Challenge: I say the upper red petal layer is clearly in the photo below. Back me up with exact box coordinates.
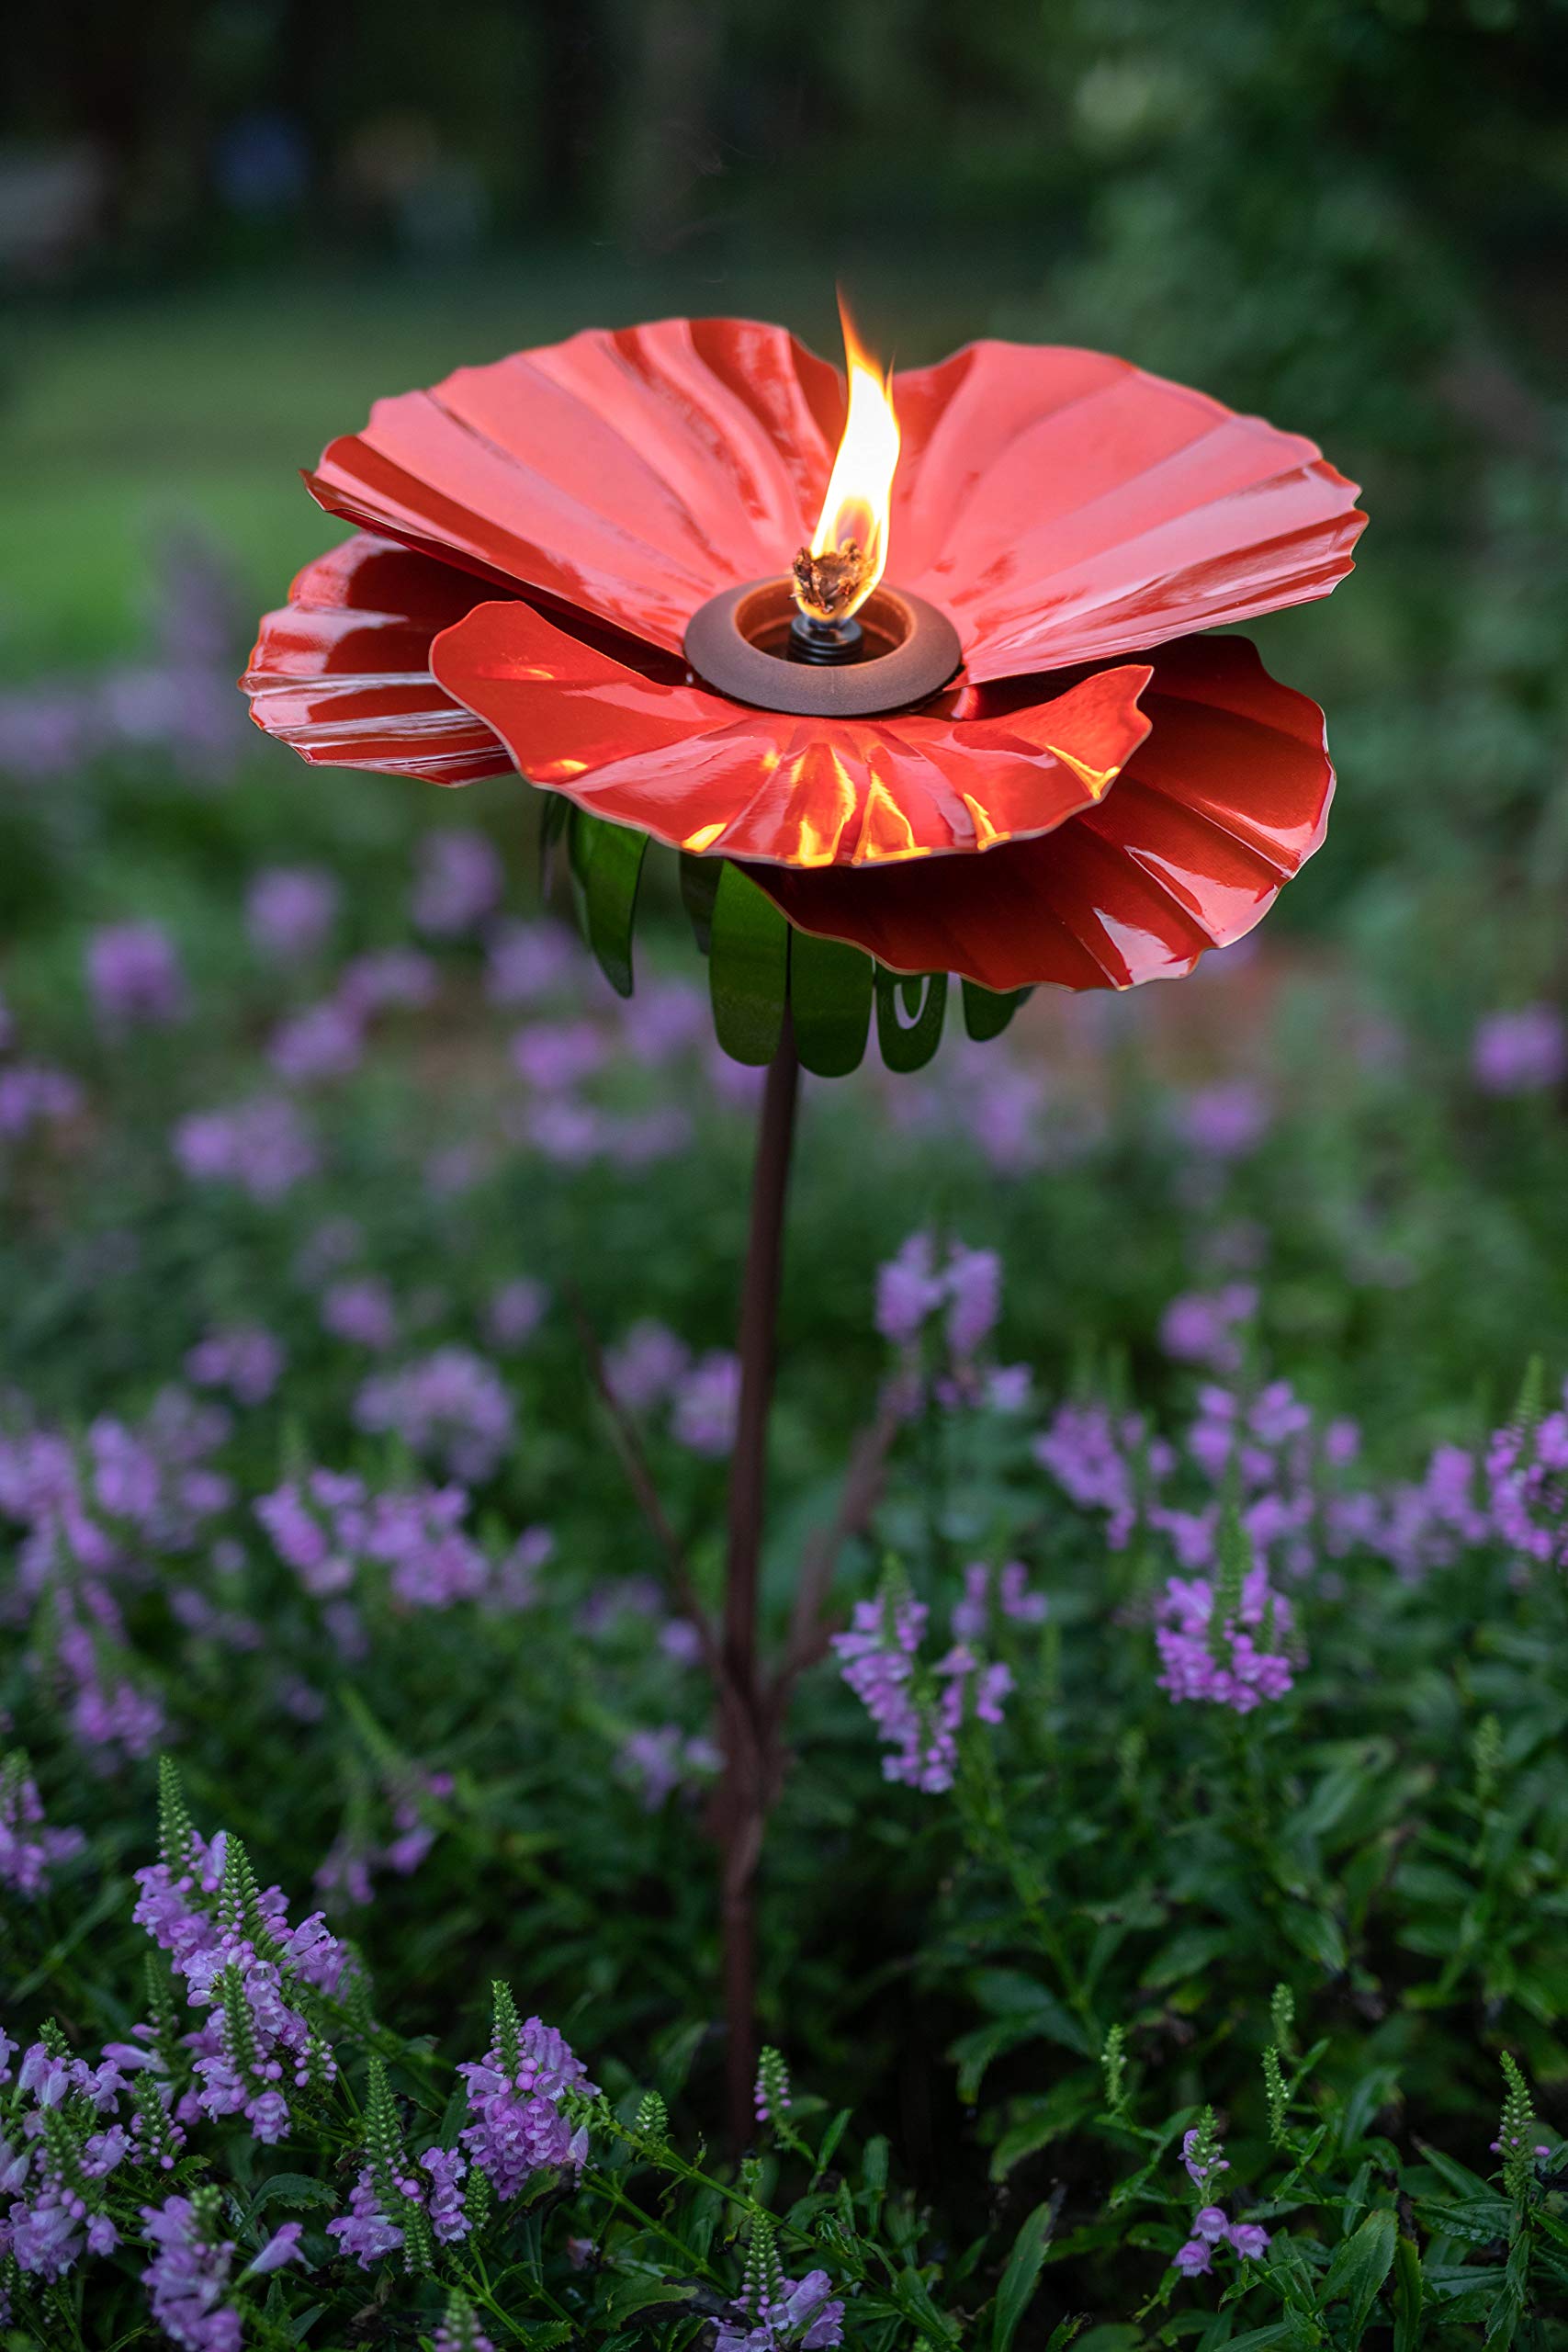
[748,635,1333,989]
[305,320,840,658]
[891,342,1364,682]
[241,535,513,786]
[299,322,1362,685]
[430,597,1153,867]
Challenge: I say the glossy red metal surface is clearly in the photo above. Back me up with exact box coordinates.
[890,345,1363,682]
[301,322,1364,684]
[748,637,1334,990]
[429,595,1153,866]
[304,322,840,659]
[243,536,512,787]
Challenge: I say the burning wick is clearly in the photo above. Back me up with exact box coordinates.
[792,541,871,626]
[790,298,900,665]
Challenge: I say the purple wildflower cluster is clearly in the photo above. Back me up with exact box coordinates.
[1159,1283,1258,1375]
[132,1812,348,2144]
[327,2140,472,2268]
[951,1559,1048,1642]
[321,1273,400,1351]
[489,929,706,1169]
[1035,1343,1568,1604]
[0,1060,83,1145]
[671,1351,742,1457]
[434,2294,497,2352]
[141,2192,301,2350]
[0,1815,301,2325]
[0,1392,236,1762]
[0,2031,138,2280]
[338,945,438,1015]
[86,922,187,1034]
[603,1318,743,1459]
[1472,1003,1566,1095]
[893,1043,1062,1175]
[604,1319,694,1412]
[269,997,365,1084]
[246,865,339,962]
[1155,1562,1295,1713]
[0,1757,85,1895]
[876,1232,999,1353]
[713,2270,845,2352]
[753,2047,792,2126]
[174,1094,318,1202]
[487,917,590,1007]
[316,1766,456,1908]
[262,944,438,1091]
[354,1346,514,1481]
[262,931,443,1091]
[832,1575,1017,1794]
[185,1325,286,1407]
[577,1570,704,1667]
[616,1724,722,1810]
[1172,2122,1270,2276]
[257,1468,535,1613]
[485,1274,548,1350]
[457,2000,594,2201]
[1486,1403,1568,1573]
[513,1017,608,1091]
[1172,1080,1271,1162]
[412,827,504,936]
[874,1231,1029,1414]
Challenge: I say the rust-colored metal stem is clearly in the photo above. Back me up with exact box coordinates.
[718,1012,800,2153]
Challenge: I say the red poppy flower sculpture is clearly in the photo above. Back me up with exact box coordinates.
[243,313,1365,1073]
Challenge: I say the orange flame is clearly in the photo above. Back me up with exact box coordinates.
[804,297,900,621]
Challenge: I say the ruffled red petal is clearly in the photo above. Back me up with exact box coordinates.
[430,597,1154,867]
[241,535,513,786]
[299,323,1362,686]
[748,636,1333,989]
[305,320,839,657]
[892,343,1365,682]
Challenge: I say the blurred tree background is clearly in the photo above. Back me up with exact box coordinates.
[3,0,1567,1015]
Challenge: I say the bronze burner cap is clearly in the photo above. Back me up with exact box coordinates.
[683,578,962,718]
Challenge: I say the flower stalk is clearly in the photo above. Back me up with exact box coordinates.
[717,1013,801,2151]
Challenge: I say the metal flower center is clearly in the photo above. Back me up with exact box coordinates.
[682,579,962,718]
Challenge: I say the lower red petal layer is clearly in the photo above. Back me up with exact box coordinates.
[430,597,1153,867]
[241,536,514,787]
[748,635,1332,989]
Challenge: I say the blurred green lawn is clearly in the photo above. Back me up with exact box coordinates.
[1,251,1051,681]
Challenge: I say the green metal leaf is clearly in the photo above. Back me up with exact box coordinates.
[680,851,722,956]
[876,967,948,1072]
[790,931,873,1077]
[963,978,1031,1042]
[578,813,648,999]
[567,802,594,885]
[710,864,789,1065]
[537,786,573,893]
[564,806,593,947]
